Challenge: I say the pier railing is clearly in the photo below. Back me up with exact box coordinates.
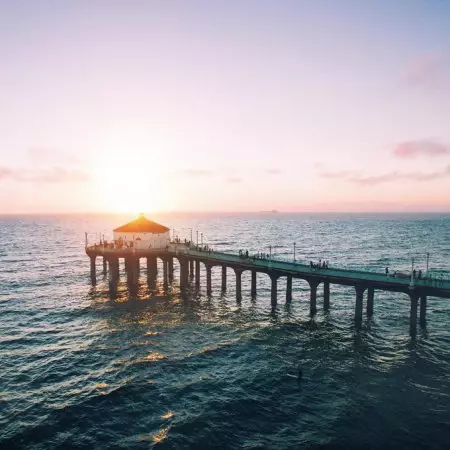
[85,242,450,288]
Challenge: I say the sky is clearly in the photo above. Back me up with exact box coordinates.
[1,0,450,213]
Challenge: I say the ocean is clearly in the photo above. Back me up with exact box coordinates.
[1,213,450,449]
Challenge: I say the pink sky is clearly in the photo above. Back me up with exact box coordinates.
[1,1,450,213]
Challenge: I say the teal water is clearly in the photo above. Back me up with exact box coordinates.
[1,213,450,449]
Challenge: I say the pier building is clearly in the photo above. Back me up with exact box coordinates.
[86,216,450,337]
[112,214,170,249]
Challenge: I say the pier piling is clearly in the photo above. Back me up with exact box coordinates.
[323,281,330,311]
[168,258,173,282]
[163,259,168,286]
[251,270,257,297]
[420,295,427,328]
[180,259,189,290]
[355,285,365,326]
[90,256,96,285]
[367,287,374,316]
[410,293,419,337]
[147,256,157,288]
[286,275,292,303]
[195,260,200,289]
[206,265,212,295]
[102,257,107,275]
[235,269,242,302]
[270,275,278,307]
[221,266,227,291]
[309,280,318,315]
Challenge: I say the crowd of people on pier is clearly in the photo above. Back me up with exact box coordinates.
[310,260,329,269]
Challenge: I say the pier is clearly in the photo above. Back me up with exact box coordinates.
[86,242,450,337]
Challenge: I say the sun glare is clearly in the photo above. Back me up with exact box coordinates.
[90,126,175,213]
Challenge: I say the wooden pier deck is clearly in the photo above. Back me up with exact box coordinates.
[86,243,450,336]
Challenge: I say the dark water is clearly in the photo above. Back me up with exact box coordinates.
[1,213,450,449]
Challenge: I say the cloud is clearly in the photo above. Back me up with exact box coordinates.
[0,166,90,183]
[405,52,444,87]
[393,140,450,158]
[265,169,283,175]
[180,169,213,177]
[320,165,450,186]
[321,170,356,179]
[28,147,83,165]
[227,176,243,183]
[0,167,16,180]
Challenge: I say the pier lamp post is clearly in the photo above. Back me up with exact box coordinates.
[426,252,430,274]
[293,242,296,262]
[269,245,272,261]
[189,228,193,243]
[201,233,203,245]
[196,230,199,247]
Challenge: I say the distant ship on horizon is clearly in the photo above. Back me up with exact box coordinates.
[260,210,278,213]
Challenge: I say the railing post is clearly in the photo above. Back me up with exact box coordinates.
[323,281,330,311]
[286,275,292,303]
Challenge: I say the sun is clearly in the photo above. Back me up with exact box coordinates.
[93,164,160,213]
[89,126,175,213]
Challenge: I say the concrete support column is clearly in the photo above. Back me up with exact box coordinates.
[221,266,227,291]
[323,281,330,311]
[195,260,200,289]
[126,257,139,287]
[251,270,257,297]
[235,269,242,302]
[189,260,194,279]
[410,293,419,337]
[206,265,212,295]
[146,256,157,288]
[355,285,365,327]
[162,259,168,286]
[367,287,374,316]
[308,280,319,315]
[168,258,174,283]
[180,260,189,291]
[136,258,140,276]
[109,258,119,284]
[90,256,96,285]
[286,275,292,304]
[271,275,278,307]
[419,295,427,328]
[108,257,119,297]
[103,257,107,275]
